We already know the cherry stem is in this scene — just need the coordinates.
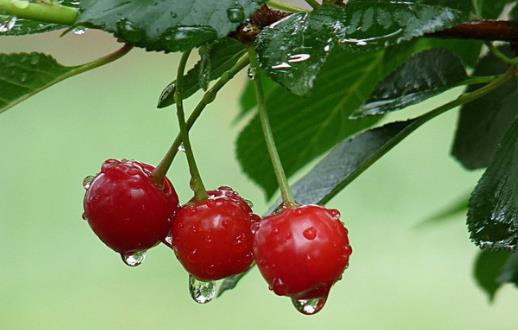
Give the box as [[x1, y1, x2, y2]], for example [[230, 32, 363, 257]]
[[174, 50, 208, 201], [247, 46, 296, 207], [151, 53, 250, 186], [486, 42, 518, 65]]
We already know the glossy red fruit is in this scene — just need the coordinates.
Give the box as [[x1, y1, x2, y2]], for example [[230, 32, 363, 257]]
[[83, 159, 179, 259], [253, 205, 351, 304], [171, 186, 259, 281]]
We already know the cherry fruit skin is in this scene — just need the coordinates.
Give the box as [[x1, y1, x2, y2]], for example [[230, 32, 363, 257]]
[[253, 204, 352, 299], [83, 159, 179, 255], [171, 187, 259, 281]]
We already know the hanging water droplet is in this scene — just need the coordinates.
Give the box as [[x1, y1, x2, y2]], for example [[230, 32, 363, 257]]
[[189, 274, 215, 304], [247, 66, 256, 80], [291, 296, 327, 315], [82, 175, 95, 190], [178, 143, 186, 152], [164, 231, 173, 246], [72, 27, 87, 35], [121, 250, 147, 267], [0, 16, 17, 33], [226, 4, 245, 23]]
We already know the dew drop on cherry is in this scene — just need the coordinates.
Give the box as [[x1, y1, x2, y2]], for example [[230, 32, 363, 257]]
[[189, 274, 215, 304], [303, 227, 317, 240], [121, 250, 146, 267], [291, 296, 328, 315]]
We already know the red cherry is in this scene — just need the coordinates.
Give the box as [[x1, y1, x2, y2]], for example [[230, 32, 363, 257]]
[[83, 159, 179, 262], [253, 204, 351, 313], [171, 186, 258, 281]]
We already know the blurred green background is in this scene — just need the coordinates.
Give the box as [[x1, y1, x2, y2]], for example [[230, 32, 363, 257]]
[[1, 30, 518, 330]]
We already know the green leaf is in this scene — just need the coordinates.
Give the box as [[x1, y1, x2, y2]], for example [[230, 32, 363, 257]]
[[416, 192, 470, 228], [474, 250, 512, 301], [157, 38, 245, 108], [452, 48, 518, 169], [256, 1, 471, 95], [498, 252, 518, 286], [0, 0, 79, 36], [237, 75, 276, 122], [78, 0, 265, 52], [354, 48, 467, 118], [237, 45, 418, 199], [511, 2, 518, 21], [467, 116, 518, 251], [0, 52, 73, 114]]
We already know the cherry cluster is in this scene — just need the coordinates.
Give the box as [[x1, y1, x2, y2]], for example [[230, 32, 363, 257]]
[[82, 159, 352, 315]]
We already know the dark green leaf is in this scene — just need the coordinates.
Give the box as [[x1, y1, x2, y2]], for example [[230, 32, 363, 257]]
[[474, 0, 516, 19], [474, 250, 512, 301], [79, 0, 265, 52], [354, 48, 467, 118], [238, 45, 419, 199], [498, 252, 518, 286], [467, 116, 518, 251], [0, 1, 80, 36], [419, 38, 482, 68], [0, 52, 73, 114], [512, 2, 518, 20], [256, 1, 471, 95], [452, 48, 518, 169], [158, 38, 245, 108], [416, 192, 470, 228]]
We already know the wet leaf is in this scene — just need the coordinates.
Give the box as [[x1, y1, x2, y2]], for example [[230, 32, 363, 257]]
[[256, 1, 471, 95], [158, 38, 245, 108], [354, 48, 467, 118], [0, 52, 73, 114], [452, 48, 518, 169], [78, 0, 265, 52], [467, 116, 518, 251]]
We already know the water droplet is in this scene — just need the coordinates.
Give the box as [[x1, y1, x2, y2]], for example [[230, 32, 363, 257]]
[[164, 231, 173, 245], [82, 175, 95, 190], [29, 53, 39, 65], [116, 19, 144, 43], [247, 66, 256, 80], [19, 72, 27, 82], [329, 209, 341, 219], [72, 27, 87, 35], [0, 16, 17, 33], [287, 54, 310, 64], [303, 227, 317, 240], [271, 62, 292, 70], [227, 4, 245, 23], [291, 296, 327, 315], [160, 26, 217, 50], [189, 275, 215, 304], [178, 143, 186, 152], [251, 222, 261, 234], [170, 11, 177, 18], [121, 250, 146, 267]]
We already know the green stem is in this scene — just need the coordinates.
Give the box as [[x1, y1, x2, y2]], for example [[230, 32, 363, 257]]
[[267, 1, 307, 13], [248, 47, 296, 207], [456, 75, 501, 87], [486, 42, 518, 65], [151, 54, 250, 185], [304, 0, 320, 9], [0, 0, 78, 25], [171, 51, 208, 201]]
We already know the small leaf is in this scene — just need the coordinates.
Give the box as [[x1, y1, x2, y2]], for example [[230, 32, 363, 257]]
[[0, 52, 73, 114], [467, 116, 518, 251], [78, 0, 265, 52], [0, 1, 80, 36], [452, 47, 518, 169], [474, 250, 512, 301], [354, 48, 467, 118], [158, 38, 245, 108]]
